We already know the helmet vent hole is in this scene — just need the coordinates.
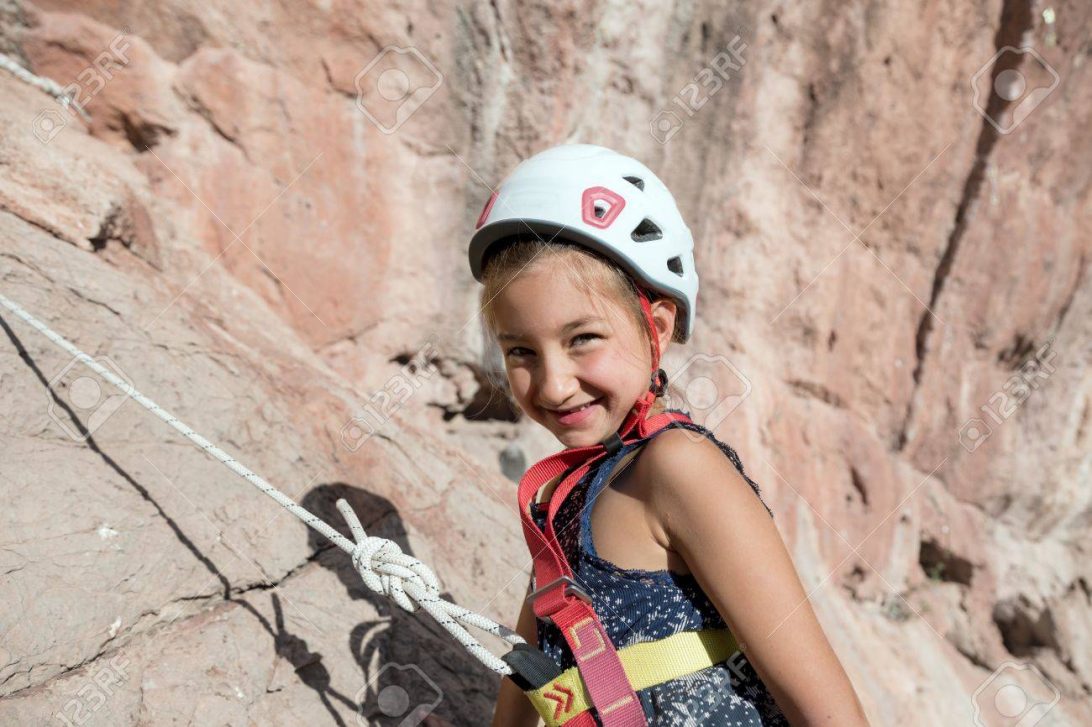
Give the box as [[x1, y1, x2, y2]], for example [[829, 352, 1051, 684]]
[[623, 176, 645, 191], [594, 201, 611, 219], [667, 256, 684, 276], [631, 218, 663, 242]]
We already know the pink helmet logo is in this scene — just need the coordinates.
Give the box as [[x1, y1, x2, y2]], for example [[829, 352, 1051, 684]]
[[476, 190, 498, 229], [581, 187, 625, 229]]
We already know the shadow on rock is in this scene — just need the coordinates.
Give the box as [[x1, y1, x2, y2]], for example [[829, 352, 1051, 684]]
[[0, 313, 362, 725], [301, 482, 500, 726]]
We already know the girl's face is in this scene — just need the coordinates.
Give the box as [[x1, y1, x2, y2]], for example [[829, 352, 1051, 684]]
[[492, 264, 673, 449]]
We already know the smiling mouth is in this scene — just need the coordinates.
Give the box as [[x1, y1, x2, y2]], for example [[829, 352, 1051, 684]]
[[551, 398, 600, 414], [546, 397, 604, 425]]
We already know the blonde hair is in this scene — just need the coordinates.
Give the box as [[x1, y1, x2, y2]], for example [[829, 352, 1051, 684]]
[[478, 234, 672, 416]]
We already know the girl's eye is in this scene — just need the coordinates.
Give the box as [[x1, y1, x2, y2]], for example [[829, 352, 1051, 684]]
[[571, 333, 599, 346], [505, 333, 599, 359]]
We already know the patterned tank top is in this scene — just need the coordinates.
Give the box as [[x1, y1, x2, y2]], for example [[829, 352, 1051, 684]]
[[531, 413, 790, 726]]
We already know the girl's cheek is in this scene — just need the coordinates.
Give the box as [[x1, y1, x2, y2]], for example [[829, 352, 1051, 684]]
[[507, 368, 531, 398], [584, 349, 624, 379], [604, 345, 648, 376]]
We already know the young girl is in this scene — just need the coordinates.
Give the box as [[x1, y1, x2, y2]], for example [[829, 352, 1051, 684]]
[[469, 144, 868, 726]]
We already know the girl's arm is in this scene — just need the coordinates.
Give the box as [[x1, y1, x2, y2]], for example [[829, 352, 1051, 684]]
[[490, 577, 544, 727], [643, 430, 870, 726]]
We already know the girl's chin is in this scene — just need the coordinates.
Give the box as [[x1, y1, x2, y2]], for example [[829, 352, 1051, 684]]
[[557, 431, 597, 448], [551, 422, 599, 447], [553, 412, 624, 448]]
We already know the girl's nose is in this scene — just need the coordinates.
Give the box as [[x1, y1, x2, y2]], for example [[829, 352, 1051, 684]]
[[536, 351, 579, 409]]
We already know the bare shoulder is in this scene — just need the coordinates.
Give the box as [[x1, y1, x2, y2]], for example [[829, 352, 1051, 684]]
[[633, 428, 773, 541], [637, 429, 757, 499], [636, 431, 869, 725], [639, 427, 724, 474]]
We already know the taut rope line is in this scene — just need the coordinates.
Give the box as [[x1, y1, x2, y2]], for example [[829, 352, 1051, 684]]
[[0, 291, 523, 674], [0, 53, 90, 120]]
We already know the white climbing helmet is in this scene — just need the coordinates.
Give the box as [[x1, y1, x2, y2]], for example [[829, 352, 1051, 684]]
[[468, 143, 699, 343]]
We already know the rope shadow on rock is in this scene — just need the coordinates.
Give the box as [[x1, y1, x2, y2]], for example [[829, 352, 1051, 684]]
[[301, 483, 500, 726], [0, 311, 233, 598], [0, 313, 356, 725]]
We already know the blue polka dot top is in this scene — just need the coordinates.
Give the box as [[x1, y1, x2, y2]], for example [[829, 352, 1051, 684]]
[[531, 412, 790, 725]]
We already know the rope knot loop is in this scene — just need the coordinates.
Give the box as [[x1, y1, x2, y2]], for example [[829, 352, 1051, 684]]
[[337, 499, 441, 613]]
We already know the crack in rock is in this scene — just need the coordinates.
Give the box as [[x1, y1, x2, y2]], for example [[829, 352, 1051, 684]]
[[897, 0, 1036, 451]]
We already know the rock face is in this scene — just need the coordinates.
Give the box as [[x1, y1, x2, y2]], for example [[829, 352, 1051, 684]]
[[0, 1, 1089, 725]]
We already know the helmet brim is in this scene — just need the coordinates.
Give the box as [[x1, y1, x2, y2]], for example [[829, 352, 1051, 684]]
[[469, 218, 691, 342]]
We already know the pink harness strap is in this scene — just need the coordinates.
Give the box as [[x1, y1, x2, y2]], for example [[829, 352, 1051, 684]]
[[517, 400, 692, 725]]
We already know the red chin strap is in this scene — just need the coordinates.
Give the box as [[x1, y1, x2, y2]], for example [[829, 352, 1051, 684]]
[[609, 286, 667, 445]]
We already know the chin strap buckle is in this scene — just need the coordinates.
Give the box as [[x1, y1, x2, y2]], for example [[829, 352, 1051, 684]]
[[649, 368, 668, 397], [600, 432, 623, 456]]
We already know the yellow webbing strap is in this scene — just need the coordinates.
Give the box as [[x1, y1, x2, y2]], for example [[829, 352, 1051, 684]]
[[525, 628, 738, 726]]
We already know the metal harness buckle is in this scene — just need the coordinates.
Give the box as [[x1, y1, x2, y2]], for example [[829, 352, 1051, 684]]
[[525, 575, 592, 625]]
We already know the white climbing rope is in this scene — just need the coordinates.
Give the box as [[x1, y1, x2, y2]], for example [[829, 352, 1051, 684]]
[[0, 52, 90, 120], [0, 291, 524, 674]]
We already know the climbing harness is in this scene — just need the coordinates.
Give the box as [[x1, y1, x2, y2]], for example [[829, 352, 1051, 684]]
[[522, 629, 739, 727], [0, 291, 522, 675]]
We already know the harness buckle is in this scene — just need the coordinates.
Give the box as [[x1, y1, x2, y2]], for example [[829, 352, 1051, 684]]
[[526, 575, 592, 624]]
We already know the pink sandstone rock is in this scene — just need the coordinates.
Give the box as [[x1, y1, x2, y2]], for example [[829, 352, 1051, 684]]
[[1, 1, 1089, 725]]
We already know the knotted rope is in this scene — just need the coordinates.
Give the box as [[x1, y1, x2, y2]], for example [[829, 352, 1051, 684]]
[[0, 291, 524, 674]]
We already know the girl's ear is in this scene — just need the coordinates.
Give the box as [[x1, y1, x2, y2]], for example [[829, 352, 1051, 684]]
[[651, 299, 678, 352]]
